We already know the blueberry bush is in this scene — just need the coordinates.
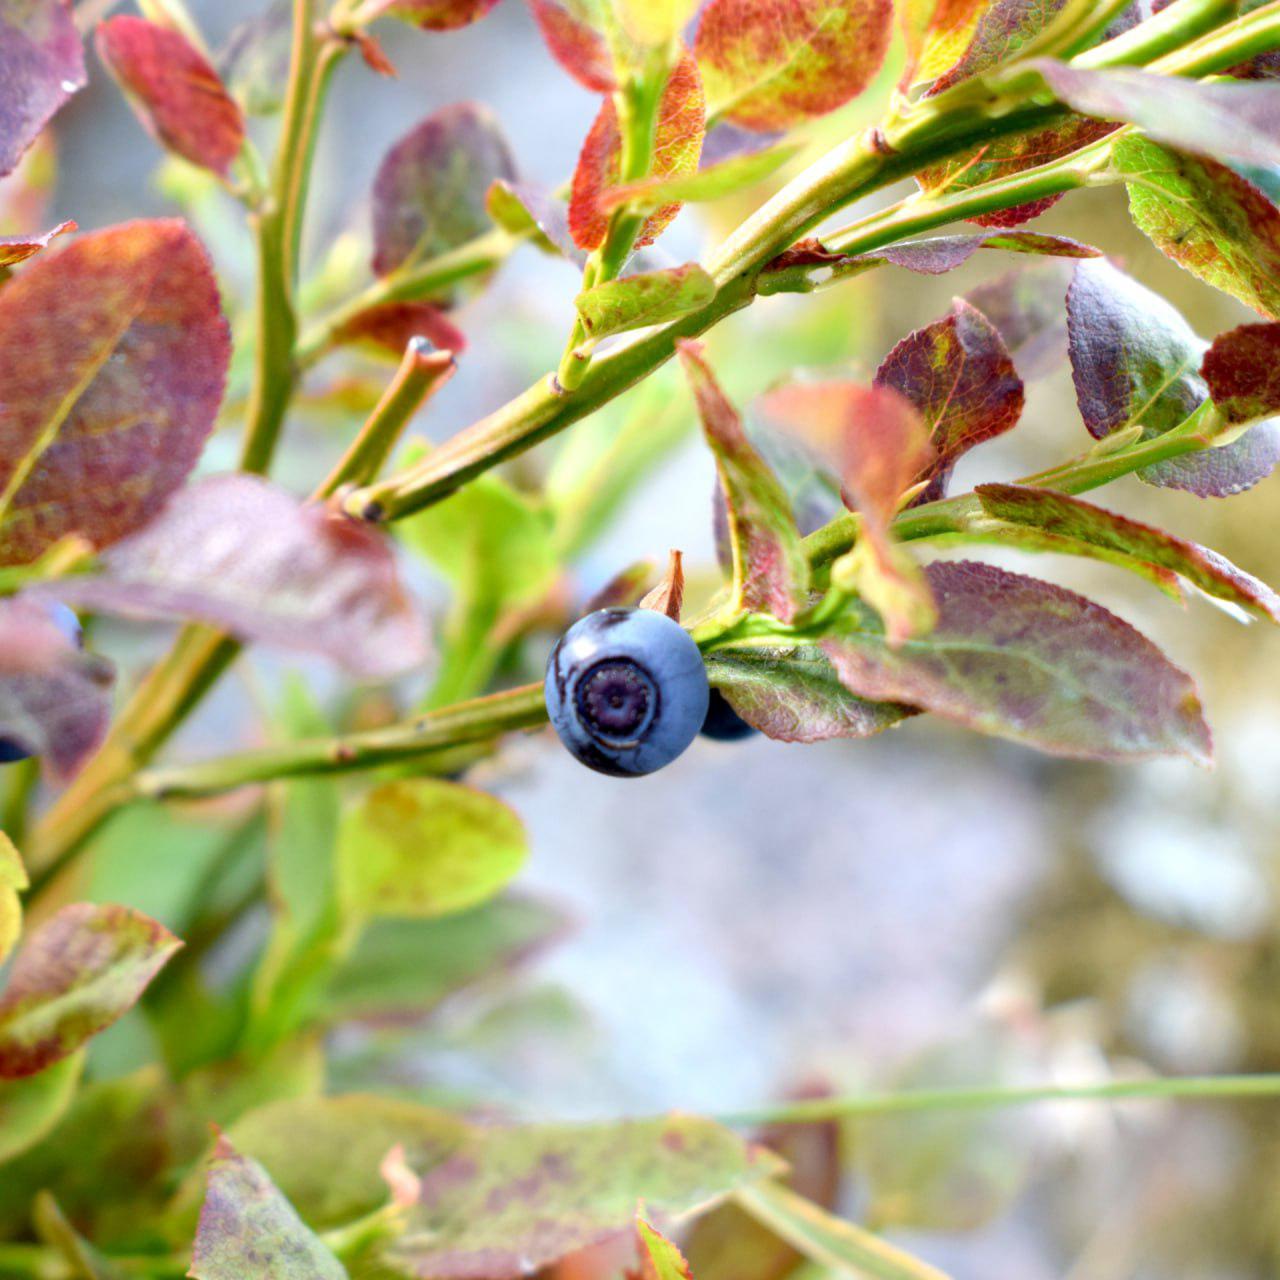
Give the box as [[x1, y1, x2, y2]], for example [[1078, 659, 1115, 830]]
[[5, 0, 1280, 1275]]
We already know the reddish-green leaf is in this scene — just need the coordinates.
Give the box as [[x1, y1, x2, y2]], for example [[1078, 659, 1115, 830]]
[[0, 218, 72, 266], [190, 1134, 348, 1280], [0, 903, 181, 1079], [527, 0, 616, 92], [824, 560, 1213, 764], [576, 263, 715, 339], [931, 0, 1067, 93], [332, 300, 467, 358], [0, 597, 115, 781], [966, 259, 1075, 379], [1202, 322, 1280, 425], [1115, 135, 1280, 320], [383, 1114, 785, 1279], [975, 484, 1280, 622], [693, 0, 893, 132], [1067, 258, 1280, 496], [899, 0, 989, 91], [678, 341, 809, 622], [0, 219, 230, 566], [96, 17, 245, 177], [362, 0, 501, 30], [639, 1218, 694, 1280], [372, 103, 516, 279], [569, 51, 705, 251], [1035, 63, 1280, 169], [875, 299, 1024, 502], [705, 645, 913, 742], [0, 0, 85, 178], [52, 475, 431, 680]]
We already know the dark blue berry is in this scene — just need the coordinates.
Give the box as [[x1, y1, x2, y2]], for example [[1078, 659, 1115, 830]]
[[700, 689, 758, 742], [0, 602, 84, 764], [545, 608, 709, 777]]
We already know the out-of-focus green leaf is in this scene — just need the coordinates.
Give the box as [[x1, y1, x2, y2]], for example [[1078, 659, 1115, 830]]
[[639, 1217, 695, 1280], [189, 1134, 348, 1280], [576, 263, 716, 340], [0, 1051, 82, 1164], [0, 830, 26, 965], [605, 142, 799, 211], [337, 780, 529, 923]]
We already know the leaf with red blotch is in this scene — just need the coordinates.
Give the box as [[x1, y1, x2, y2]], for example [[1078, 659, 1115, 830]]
[[333, 301, 467, 359], [1202, 323, 1280, 425], [706, 644, 914, 742], [875, 299, 1025, 503], [756, 382, 936, 643], [899, 0, 989, 92], [678, 341, 809, 622], [824, 561, 1214, 764], [527, 0, 616, 91], [0, 0, 86, 179], [576, 263, 715, 340], [360, 0, 501, 30], [0, 218, 72, 266], [0, 903, 181, 1080], [1114, 135, 1280, 320], [965, 259, 1074, 380], [50, 475, 431, 681], [0, 219, 230, 567], [372, 103, 516, 281], [1033, 63, 1280, 170], [96, 17, 245, 177], [569, 52, 705, 252], [975, 484, 1280, 623], [190, 1134, 347, 1280], [1067, 258, 1280, 497], [693, 0, 893, 132], [0, 597, 114, 780]]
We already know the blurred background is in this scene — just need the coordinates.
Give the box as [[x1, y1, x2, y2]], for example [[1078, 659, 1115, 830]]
[[35, 3, 1280, 1276]]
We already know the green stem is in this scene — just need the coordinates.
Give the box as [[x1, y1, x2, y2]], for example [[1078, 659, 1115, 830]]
[[719, 1072, 1280, 1128], [316, 342, 456, 499], [348, 0, 1277, 526]]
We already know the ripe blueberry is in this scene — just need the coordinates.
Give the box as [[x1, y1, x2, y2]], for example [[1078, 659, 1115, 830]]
[[700, 689, 758, 742], [0, 602, 84, 764], [545, 607, 710, 777]]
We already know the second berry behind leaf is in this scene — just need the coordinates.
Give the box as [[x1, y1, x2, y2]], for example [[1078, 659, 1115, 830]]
[[545, 607, 710, 777]]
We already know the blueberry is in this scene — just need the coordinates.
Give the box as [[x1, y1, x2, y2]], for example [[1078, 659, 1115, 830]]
[[700, 689, 758, 742], [545, 607, 710, 777]]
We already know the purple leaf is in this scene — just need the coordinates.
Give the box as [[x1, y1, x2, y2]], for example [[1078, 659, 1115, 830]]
[[965, 260, 1075, 380], [0, 0, 85, 178], [49, 475, 431, 680], [0, 597, 114, 780]]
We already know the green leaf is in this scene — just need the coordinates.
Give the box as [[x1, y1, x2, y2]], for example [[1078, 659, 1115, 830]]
[[401, 467, 558, 705], [32, 1189, 124, 1280], [604, 142, 800, 212], [0, 830, 26, 965], [638, 1218, 695, 1280], [735, 1181, 949, 1280], [0, 903, 182, 1079], [705, 646, 912, 744], [382, 1114, 786, 1279], [337, 779, 529, 923], [974, 484, 1280, 623], [189, 1134, 349, 1280], [326, 893, 569, 1023], [678, 340, 809, 622], [824, 560, 1213, 764], [0, 1051, 82, 1163], [1115, 134, 1280, 319], [576, 263, 716, 340]]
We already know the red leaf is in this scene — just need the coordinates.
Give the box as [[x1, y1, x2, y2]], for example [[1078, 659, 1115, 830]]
[[569, 52, 705, 252], [0, 218, 73, 266], [372, 102, 516, 280], [0, 903, 180, 1079], [96, 17, 245, 177], [527, 0, 616, 92], [0, 0, 85, 178], [0, 597, 114, 780], [333, 301, 468, 358], [824, 561, 1213, 764], [1202, 322, 1280, 425], [53, 474, 431, 680], [363, 0, 501, 30], [875, 299, 1024, 502], [0, 219, 230, 566], [694, 0, 892, 132]]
